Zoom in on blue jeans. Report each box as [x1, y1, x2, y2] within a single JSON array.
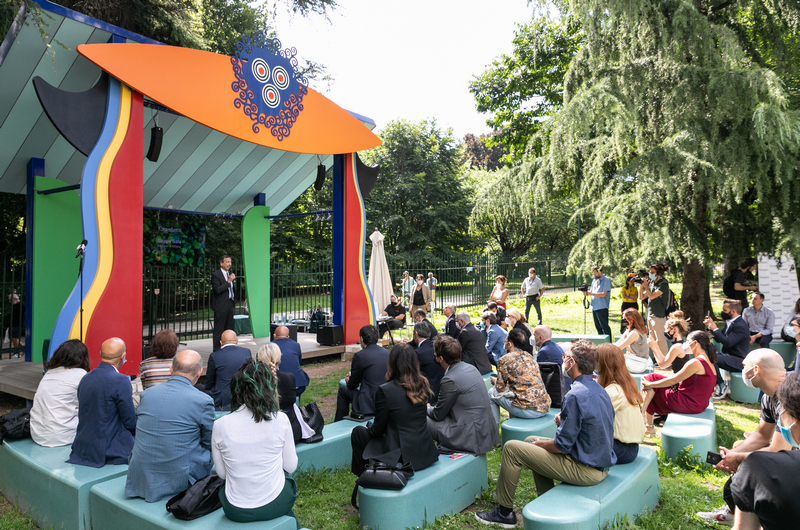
[[490, 395, 547, 424], [593, 309, 611, 336]]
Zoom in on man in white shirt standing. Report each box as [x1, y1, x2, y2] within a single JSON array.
[[521, 267, 545, 325], [742, 292, 775, 348]]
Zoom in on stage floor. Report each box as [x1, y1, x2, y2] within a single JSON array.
[[0, 333, 356, 402]]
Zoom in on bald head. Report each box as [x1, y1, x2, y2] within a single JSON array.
[[534, 325, 552, 342], [220, 330, 238, 345], [100, 338, 126, 366], [743, 348, 786, 396], [274, 326, 290, 339], [171, 350, 203, 383]]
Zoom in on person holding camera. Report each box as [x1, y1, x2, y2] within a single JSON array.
[[640, 264, 669, 359], [584, 266, 613, 336], [521, 267, 545, 325]]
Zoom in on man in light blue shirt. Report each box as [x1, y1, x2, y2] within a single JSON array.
[[585, 265, 612, 336], [742, 292, 775, 348]]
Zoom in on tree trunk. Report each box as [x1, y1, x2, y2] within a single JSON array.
[[682, 258, 706, 331]]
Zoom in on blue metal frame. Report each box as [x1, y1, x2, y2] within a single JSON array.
[[25, 158, 45, 362], [331, 154, 345, 326]]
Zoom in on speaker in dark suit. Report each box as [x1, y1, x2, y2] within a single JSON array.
[[211, 255, 235, 351]]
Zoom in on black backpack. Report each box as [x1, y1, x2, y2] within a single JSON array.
[[0, 408, 31, 443], [665, 288, 679, 316], [723, 271, 737, 299], [538, 362, 566, 408]]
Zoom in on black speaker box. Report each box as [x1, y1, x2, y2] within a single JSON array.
[[146, 126, 163, 162], [317, 325, 343, 346]]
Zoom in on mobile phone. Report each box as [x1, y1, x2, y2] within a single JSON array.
[[706, 451, 722, 465]]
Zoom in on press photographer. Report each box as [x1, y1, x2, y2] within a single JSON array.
[[640, 263, 669, 357], [583, 266, 612, 336]]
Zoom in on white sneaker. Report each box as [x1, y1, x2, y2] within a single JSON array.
[[697, 505, 734, 526], [712, 383, 729, 401]]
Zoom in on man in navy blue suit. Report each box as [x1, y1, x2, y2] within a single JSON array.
[[414, 322, 444, 404], [204, 330, 251, 410], [273, 325, 309, 397], [68, 337, 136, 468], [533, 325, 563, 365], [705, 299, 751, 400]]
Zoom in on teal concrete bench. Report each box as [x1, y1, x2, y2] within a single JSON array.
[[522, 447, 659, 530], [0, 439, 128, 530], [631, 367, 653, 391], [296, 419, 361, 471], [500, 409, 560, 444], [551, 334, 612, 345], [723, 370, 760, 404], [661, 401, 716, 460], [482, 372, 496, 390], [759, 341, 796, 368], [89, 475, 296, 530], [358, 453, 487, 530]]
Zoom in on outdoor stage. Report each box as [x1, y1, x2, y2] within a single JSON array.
[[0, 333, 357, 402]]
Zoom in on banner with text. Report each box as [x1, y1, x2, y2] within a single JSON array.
[[143, 220, 206, 266]]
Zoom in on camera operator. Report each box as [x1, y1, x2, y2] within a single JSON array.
[[584, 266, 612, 336], [640, 263, 669, 358]]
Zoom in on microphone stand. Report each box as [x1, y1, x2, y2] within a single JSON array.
[[75, 240, 87, 343]]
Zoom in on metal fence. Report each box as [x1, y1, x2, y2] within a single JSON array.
[[270, 258, 333, 327], [0, 255, 25, 357]]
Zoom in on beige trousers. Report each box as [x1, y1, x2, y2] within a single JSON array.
[[493, 436, 608, 508], [648, 315, 667, 360]]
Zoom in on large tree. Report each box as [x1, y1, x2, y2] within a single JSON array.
[[361, 119, 477, 260], [526, 0, 800, 328]]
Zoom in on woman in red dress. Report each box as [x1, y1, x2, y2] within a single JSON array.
[[641, 330, 717, 436]]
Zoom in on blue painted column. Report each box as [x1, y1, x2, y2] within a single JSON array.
[[331, 154, 345, 326], [24, 158, 45, 361]]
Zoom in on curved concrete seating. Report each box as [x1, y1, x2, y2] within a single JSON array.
[[761, 341, 796, 368], [296, 419, 361, 471], [661, 401, 716, 460], [631, 368, 653, 391], [551, 334, 612, 345], [500, 409, 560, 444], [0, 439, 128, 530], [521, 447, 660, 530], [89, 475, 296, 530], [725, 371, 761, 404], [482, 373, 495, 390], [358, 453, 487, 530]]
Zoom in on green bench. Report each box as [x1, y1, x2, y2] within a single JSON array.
[[631, 367, 653, 391], [358, 453, 488, 530], [661, 400, 717, 460], [722, 370, 761, 404], [0, 439, 128, 530], [759, 341, 796, 368], [89, 475, 297, 530], [551, 334, 612, 346], [296, 419, 361, 471], [500, 409, 560, 444], [521, 447, 660, 530]]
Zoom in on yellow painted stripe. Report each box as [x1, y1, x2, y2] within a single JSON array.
[[69, 84, 131, 339], [351, 155, 375, 324]]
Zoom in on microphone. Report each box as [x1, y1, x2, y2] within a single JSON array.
[[75, 239, 88, 258]]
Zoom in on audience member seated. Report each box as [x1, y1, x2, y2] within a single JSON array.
[[696, 348, 789, 526], [403, 309, 438, 349], [139, 329, 179, 389], [335, 325, 389, 421], [791, 317, 800, 371], [505, 308, 534, 354], [412, 322, 444, 404], [704, 299, 750, 400], [486, 302, 506, 328], [349, 344, 439, 508], [205, 330, 251, 410], [456, 311, 492, 375], [780, 297, 800, 343], [212, 358, 299, 525], [648, 311, 691, 371], [67, 338, 136, 468], [258, 343, 304, 442], [126, 350, 214, 502], [427, 335, 500, 455], [379, 294, 406, 338], [475, 339, 615, 528], [443, 304, 460, 338], [596, 344, 645, 464], [641, 331, 717, 436], [615, 308, 651, 373], [742, 291, 775, 348], [30, 339, 89, 447], [533, 325, 562, 364], [729, 370, 800, 530], [488, 329, 550, 424], [273, 325, 310, 397], [483, 312, 507, 366]]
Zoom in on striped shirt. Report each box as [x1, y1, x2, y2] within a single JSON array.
[[139, 357, 173, 389]]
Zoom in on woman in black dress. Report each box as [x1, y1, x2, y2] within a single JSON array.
[[349, 343, 439, 508]]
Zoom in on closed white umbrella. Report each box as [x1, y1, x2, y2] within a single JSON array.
[[368, 229, 393, 317]]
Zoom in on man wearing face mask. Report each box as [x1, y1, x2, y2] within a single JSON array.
[[697, 349, 789, 527], [584, 266, 613, 336], [729, 370, 800, 530], [378, 294, 406, 338], [521, 268, 545, 325], [704, 299, 750, 400], [443, 305, 460, 338], [68, 338, 137, 467], [640, 263, 670, 358]]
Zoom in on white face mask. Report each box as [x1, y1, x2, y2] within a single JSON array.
[[496, 282, 503, 289], [529, 273, 535, 278], [417, 280, 423, 285], [742, 367, 757, 388], [682, 341, 693, 354], [505, 318, 512, 326]]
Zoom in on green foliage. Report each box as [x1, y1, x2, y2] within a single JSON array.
[[143, 219, 206, 266], [470, 16, 583, 162], [0, 192, 25, 262], [461, 133, 507, 171], [361, 119, 477, 256], [201, 0, 272, 55], [271, 171, 333, 264], [470, 167, 581, 256]]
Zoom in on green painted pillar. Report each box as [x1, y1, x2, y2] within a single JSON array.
[[242, 206, 270, 338]]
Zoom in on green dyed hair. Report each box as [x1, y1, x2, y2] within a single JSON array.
[[229, 357, 279, 422]]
